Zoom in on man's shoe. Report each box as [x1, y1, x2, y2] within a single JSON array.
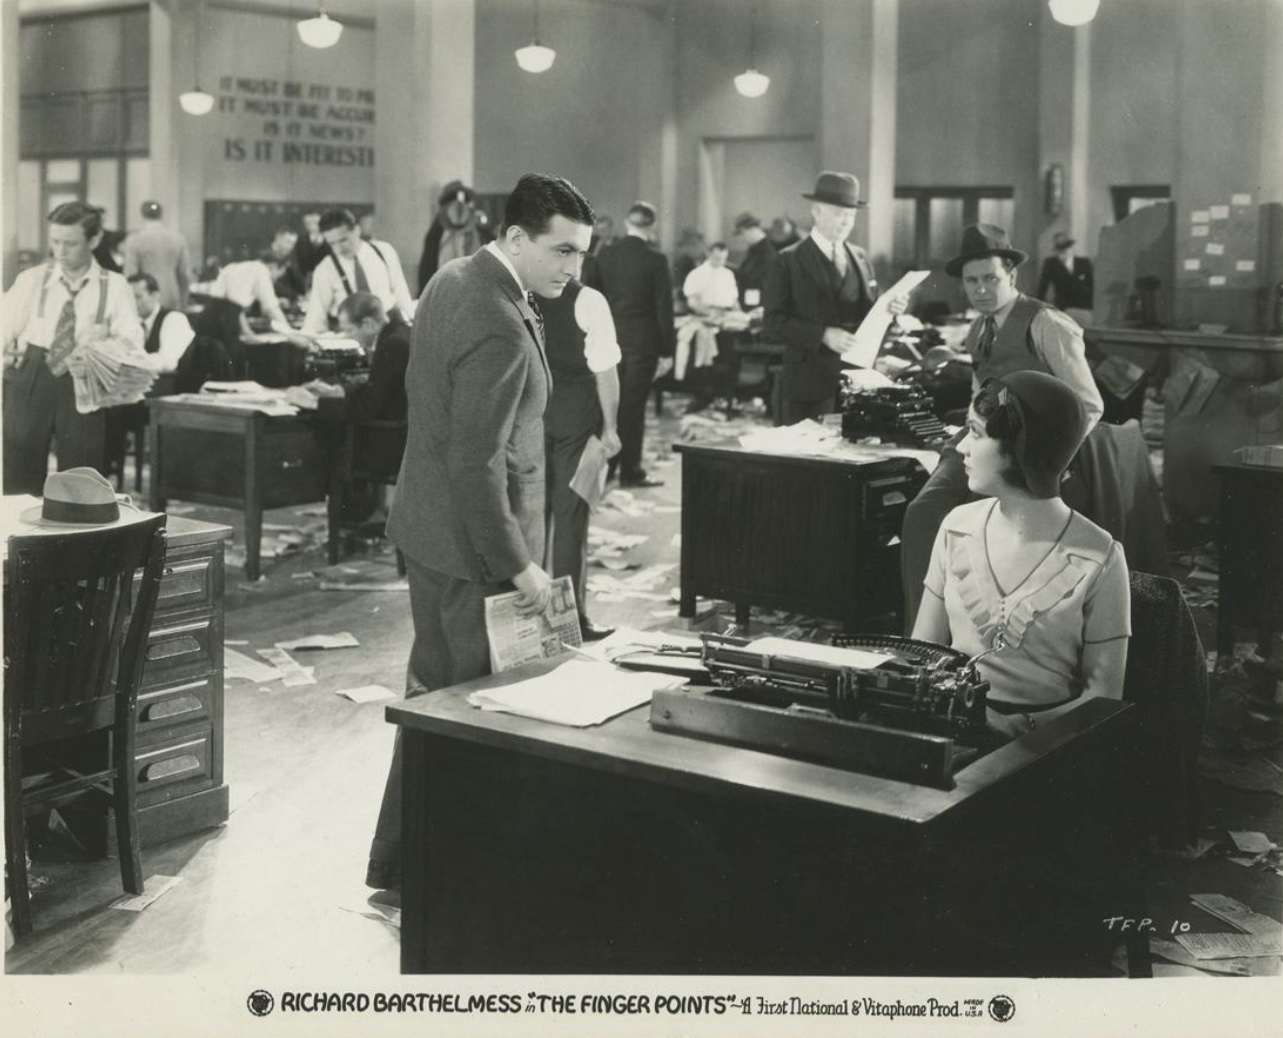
[[620, 474, 664, 488], [579, 615, 615, 641], [365, 858, 400, 891]]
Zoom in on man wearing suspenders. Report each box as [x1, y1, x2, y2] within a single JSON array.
[[3, 202, 144, 495], [301, 208, 415, 336]]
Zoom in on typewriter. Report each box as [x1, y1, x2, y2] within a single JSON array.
[[304, 336, 370, 382], [839, 380, 950, 449], [648, 633, 991, 788]]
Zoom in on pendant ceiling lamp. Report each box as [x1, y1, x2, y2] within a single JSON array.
[[298, 4, 343, 49], [179, 0, 215, 115], [515, 0, 556, 74], [1048, 0, 1100, 26], [734, 7, 770, 99]]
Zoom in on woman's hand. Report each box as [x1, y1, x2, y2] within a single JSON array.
[[986, 708, 1034, 740]]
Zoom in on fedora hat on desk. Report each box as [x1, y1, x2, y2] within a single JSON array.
[[19, 468, 140, 527], [945, 224, 1029, 277], [802, 172, 868, 209]]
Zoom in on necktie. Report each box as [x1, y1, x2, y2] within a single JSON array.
[[527, 293, 545, 343], [46, 279, 86, 376], [974, 315, 997, 362], [831, 242, 848, 278], [353, 257, 371, 294]]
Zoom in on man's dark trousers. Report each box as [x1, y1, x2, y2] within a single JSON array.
[[369, 555, 506, 866], [3, 345, 106, 495]]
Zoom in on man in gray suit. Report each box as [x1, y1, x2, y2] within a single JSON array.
[[122, 201, 191, 310], [367, 173, 596, 892]]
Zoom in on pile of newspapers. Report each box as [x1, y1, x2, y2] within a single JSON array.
[[71, 336, 157, 414]]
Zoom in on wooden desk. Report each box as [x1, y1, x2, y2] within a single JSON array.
[[4, 512, 232, 846], [390, 661, 1136, 975], [673, 442, 928, 630], [148, 398, 327, 581], [1214, 462, 1283, 655]]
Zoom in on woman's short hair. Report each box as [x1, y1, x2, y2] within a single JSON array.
[[48, 201, 103, 239], [502, 174, 595, 238]]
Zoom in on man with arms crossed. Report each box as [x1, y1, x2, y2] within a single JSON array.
[[366, 173, 596, 892]]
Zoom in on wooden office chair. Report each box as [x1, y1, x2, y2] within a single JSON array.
[[326, 418, 408, 575], [3, 514, 167, 937], [1118, 570, 1210, 977]]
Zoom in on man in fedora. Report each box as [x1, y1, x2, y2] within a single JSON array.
[[1037, 230, 1095, 316], [763, 171, 905, 425], [899, 223, 1104, 632]]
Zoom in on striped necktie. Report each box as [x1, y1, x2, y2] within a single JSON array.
[[45, 279, 87, 376], [527, 292, 545, 343]]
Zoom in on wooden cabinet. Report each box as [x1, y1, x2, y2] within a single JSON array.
[[133, 517, 232, 847]]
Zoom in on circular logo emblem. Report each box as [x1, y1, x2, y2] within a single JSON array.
[[987, 995, 1016, 1023], [247, 990, 275, 1017]]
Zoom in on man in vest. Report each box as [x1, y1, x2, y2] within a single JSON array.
[[302, 207, 414, 335], [3, 202, 144, 495], [128, 273, 196, 374], [899, 224, 1104, 631], [540, 277, 622, 640]]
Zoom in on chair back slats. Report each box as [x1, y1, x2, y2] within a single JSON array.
[[5, 516, 168, 748]]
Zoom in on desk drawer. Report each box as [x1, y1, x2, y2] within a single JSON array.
[[134, 730, 214, 806], [861, 469, 926, 528], [140, 616, 217, 689], [138, 547, 219, 620], [135, 675, 216, 742], [260, 428, 326, 508]]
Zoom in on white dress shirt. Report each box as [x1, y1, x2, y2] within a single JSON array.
[[302, 238, 414, 335], [139, 308, 196, 374], [484, 241, 524, 294], [3, 260, 143, 357], [212, 260, 286, 326], [683, 262, 740, 311], [572, 284, 623, 373], [808, 227, 850, 273]]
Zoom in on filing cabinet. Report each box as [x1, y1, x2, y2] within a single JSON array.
[[133, 517, 232, 847]]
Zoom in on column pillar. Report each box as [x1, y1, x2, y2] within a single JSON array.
[[819, 0, 898, 273], [1037, 10, 1091, 269], [2, 0, 21, 284], [376, 0, 475, 289]]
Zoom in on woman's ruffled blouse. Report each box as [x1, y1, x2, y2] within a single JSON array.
[[923, 499, 1131, 708]]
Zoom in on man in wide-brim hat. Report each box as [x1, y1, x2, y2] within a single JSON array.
[[899, 222, 1104, 633], [763, 171, 909, 425]]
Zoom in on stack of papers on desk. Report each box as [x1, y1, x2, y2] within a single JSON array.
[[168, 380, 301, 415], [468, 659, 686, 727]]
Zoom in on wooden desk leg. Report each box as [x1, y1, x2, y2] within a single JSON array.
[[148, 419, 166, 512], [327, 459, 343, 566], [734, 602, 751, 630], [401, 729, 429, 974], [244, 417, 262, 583]]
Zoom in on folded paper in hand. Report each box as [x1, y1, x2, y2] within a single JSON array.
[[570, 435, 612, 509], [839, 269, 931, 369], [468, 659, 686, 726]]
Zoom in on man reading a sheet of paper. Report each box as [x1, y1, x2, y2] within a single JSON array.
[[3, 202, 144, 494], [763, 172, 909, 425], [364, 174, 596, 895]]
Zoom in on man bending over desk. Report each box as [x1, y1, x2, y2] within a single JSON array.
[[299, 291, 409, 424]]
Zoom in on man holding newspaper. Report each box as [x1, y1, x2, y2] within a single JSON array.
[[3, 202, 152, 495]]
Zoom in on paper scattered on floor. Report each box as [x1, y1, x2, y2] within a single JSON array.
[[1149, 939, 1255, 975], [224, 647, 286, 684], [1175, 930, 1282, 960], [1228, 831, 1277, 855], [319, 579, 409, 592], [468, 659, 684, 727], [111, 875, 182, 912], [257, 647, 317, 686], [336, 685, 396, 703], [277, 632, 360, 651], [1190, 892, 1283, 936]]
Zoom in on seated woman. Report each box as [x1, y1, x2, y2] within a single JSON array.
[[911, 370, 1130, 739]]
